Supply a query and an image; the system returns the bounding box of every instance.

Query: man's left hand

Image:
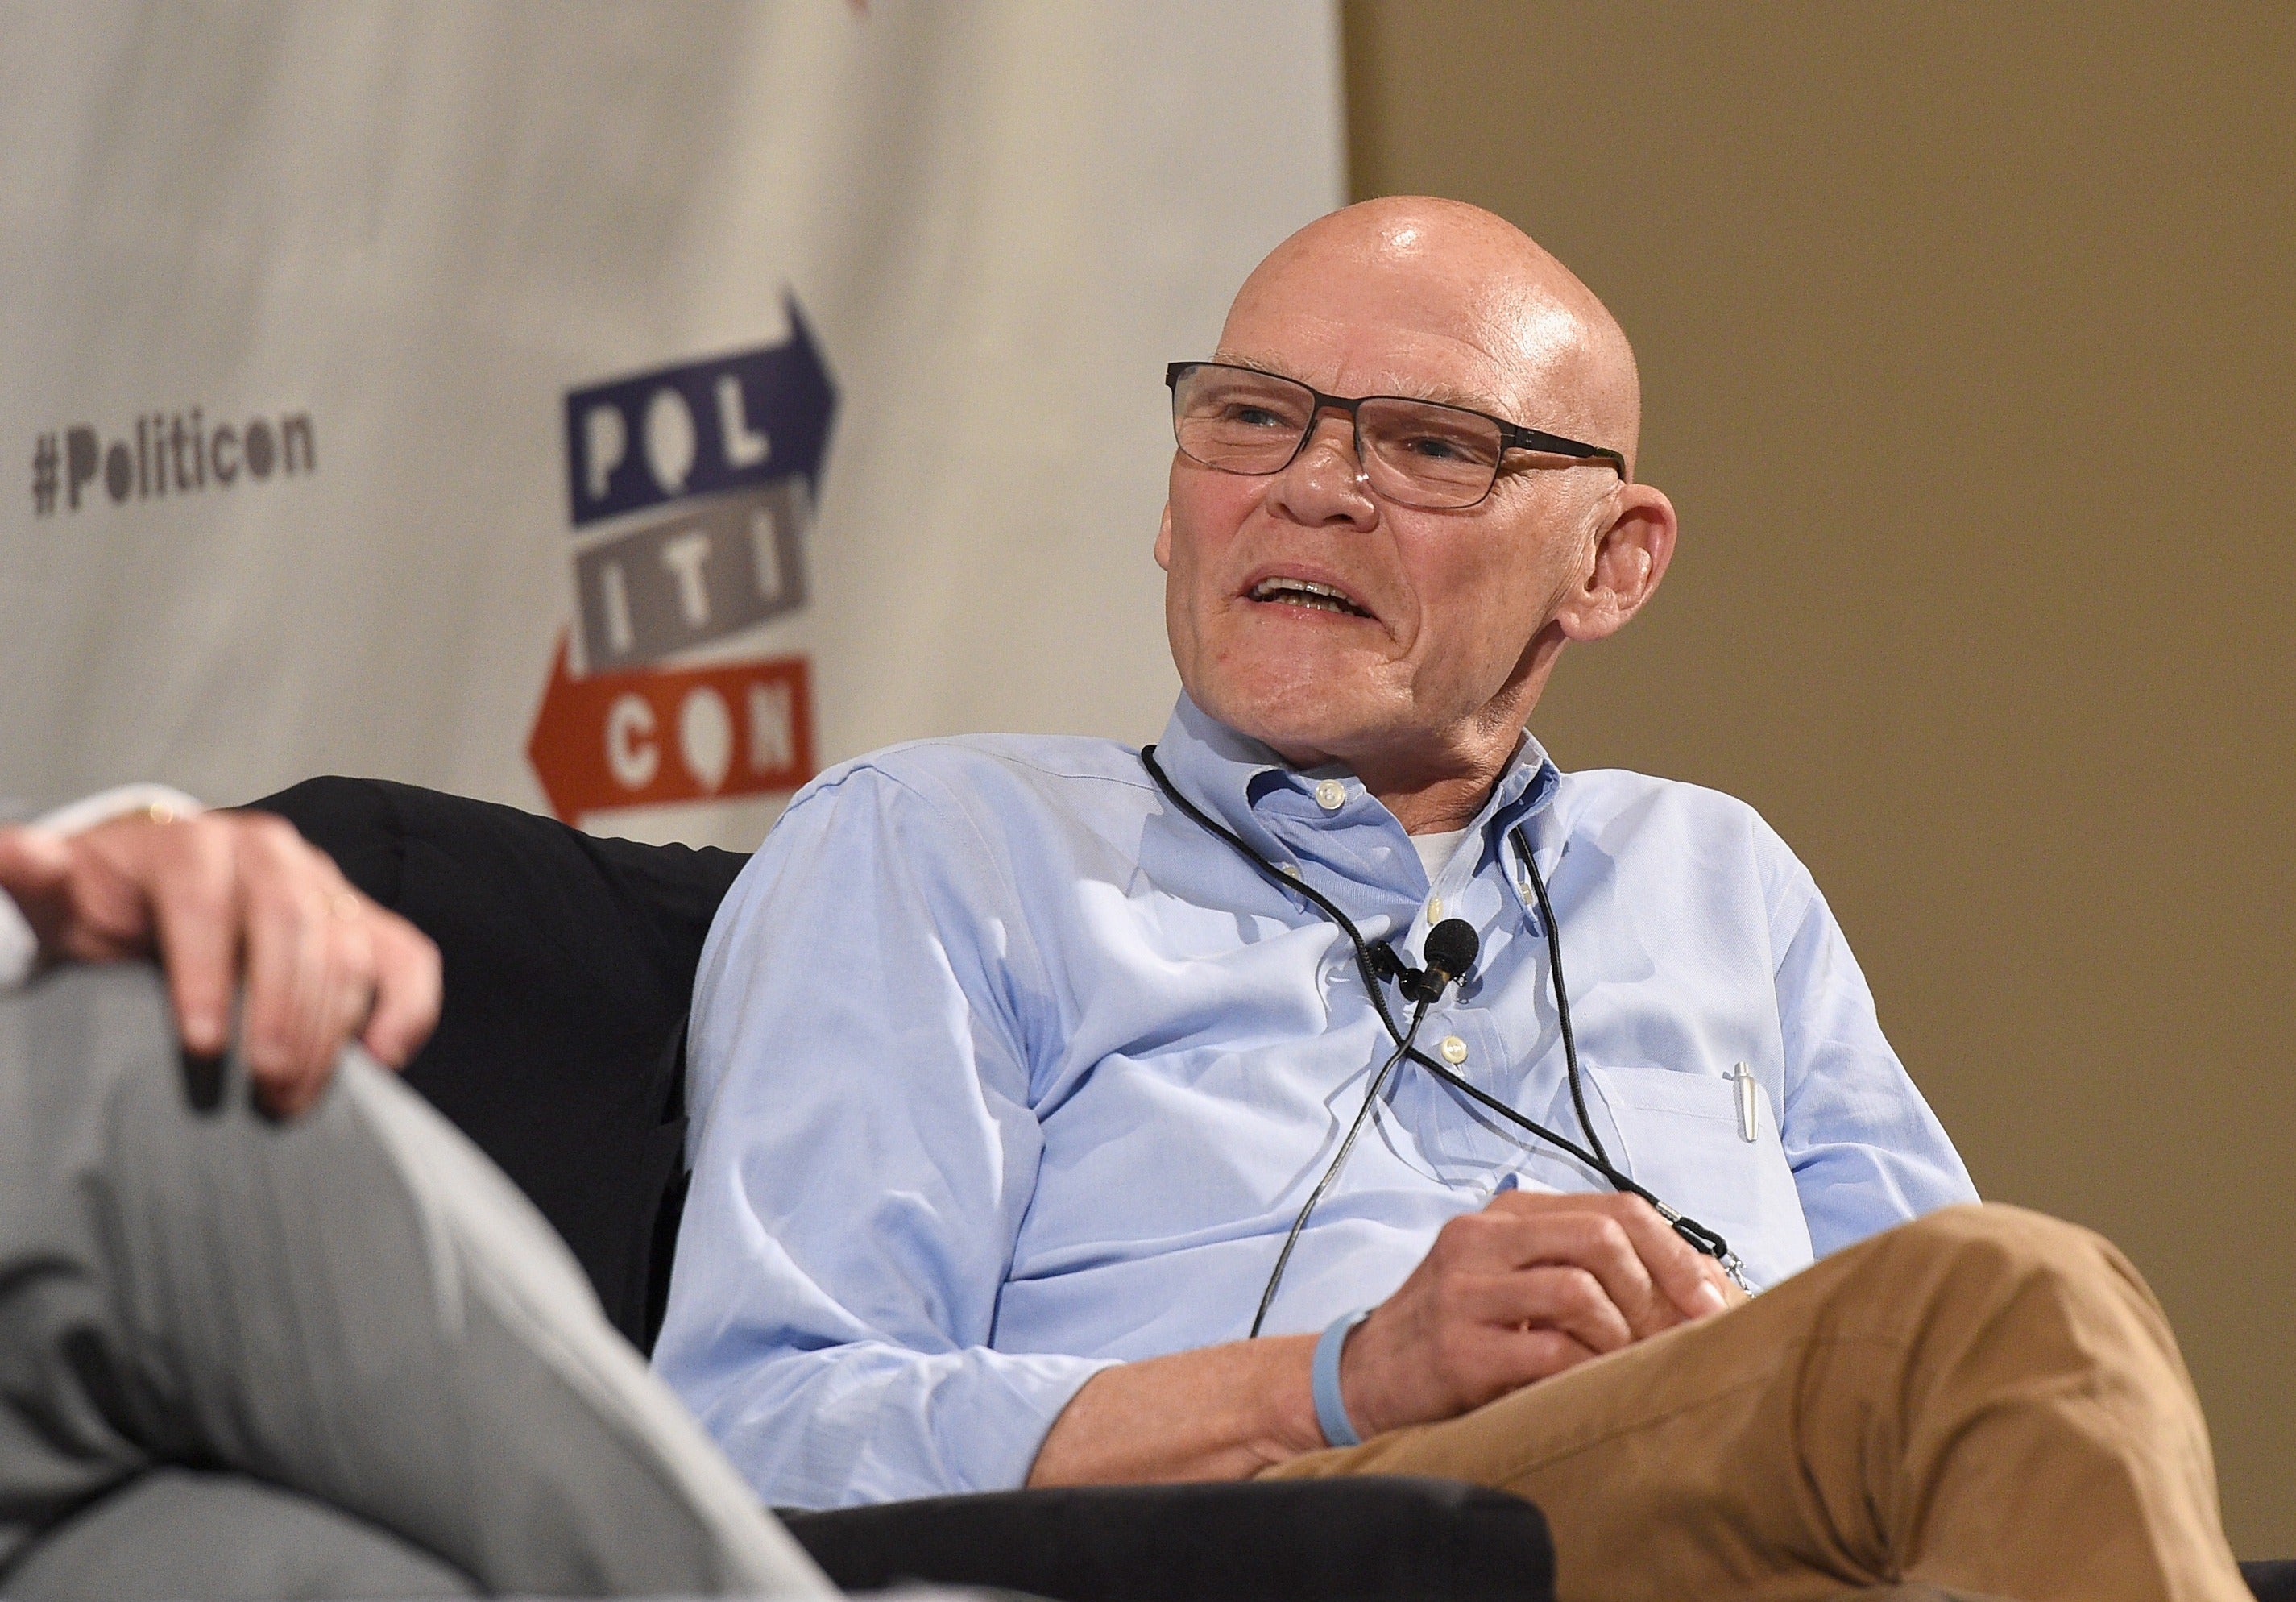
[0,808,441,1116]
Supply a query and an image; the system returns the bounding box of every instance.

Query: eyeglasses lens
[1357,400,1502,507]
[1171,367,1315,472]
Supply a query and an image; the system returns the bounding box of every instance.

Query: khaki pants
[1266,1204,2248,1602]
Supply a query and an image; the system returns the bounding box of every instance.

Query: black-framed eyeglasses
[1165,360,1627,510]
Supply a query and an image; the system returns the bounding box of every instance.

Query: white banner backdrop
[0,0,1343,845]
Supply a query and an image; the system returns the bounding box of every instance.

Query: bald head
[1221,197,1643,475]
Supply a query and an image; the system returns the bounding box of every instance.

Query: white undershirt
[1410,825,1471,884]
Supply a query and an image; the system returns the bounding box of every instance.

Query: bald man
[656,200,2247,1601]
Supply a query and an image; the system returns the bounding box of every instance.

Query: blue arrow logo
[563,296,837,528]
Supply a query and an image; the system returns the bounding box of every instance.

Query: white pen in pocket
[1728,1062,1759,1143]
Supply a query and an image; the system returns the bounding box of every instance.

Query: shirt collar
[1146,693,1561,863]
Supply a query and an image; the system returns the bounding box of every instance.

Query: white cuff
[0,890,32,991]
[35,783,205,838]
[0,784,206,991]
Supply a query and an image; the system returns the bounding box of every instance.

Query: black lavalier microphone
[1137,744,1750,1331]
[1403,918,1480,1006]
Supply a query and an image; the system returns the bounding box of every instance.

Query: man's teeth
[1250,578,1367,616]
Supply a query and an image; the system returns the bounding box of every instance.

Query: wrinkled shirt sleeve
[1766,849,1979,1256]
[653,762,1117,1509]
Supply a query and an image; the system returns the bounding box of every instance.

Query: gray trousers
[0,962,836,1600]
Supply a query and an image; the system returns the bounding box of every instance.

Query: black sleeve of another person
[243,776,749,1352]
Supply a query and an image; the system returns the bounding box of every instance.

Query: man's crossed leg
[1272,1204,2246,1602]
[0,961,832,1600]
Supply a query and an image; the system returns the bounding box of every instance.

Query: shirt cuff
[0,890,32,992]
[0,784,206,991]
[35,783,205,838]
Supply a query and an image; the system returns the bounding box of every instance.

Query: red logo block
[527,636,815,824]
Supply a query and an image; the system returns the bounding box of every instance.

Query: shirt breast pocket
[1586,1065,1814,1291]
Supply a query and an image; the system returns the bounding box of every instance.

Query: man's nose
[1273,413,1376,525]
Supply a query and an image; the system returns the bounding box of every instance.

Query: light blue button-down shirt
[657,696,1975,1509]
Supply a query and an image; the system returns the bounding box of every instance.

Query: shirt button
[1439,1035,1469,1065]
[1427,894,1444,922]
[1277,862,1302,879]
[1314,778,1347,811]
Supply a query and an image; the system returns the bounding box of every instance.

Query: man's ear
[1555,484,1677,642]
[1154,502,1174,572]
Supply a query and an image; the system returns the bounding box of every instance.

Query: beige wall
[1344,0,2294,1554]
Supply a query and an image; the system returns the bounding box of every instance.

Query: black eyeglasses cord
[1138,745,1745,1334]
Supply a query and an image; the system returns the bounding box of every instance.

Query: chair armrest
[777,1475,1554,1602]
[2243,1560,2296,1602]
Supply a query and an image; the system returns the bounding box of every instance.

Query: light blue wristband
[1312,1308,1373,1447]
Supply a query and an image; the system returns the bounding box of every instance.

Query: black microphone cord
[1509,822,1606,1173]
[1138,745,1744,1291]
[1250,997,1431,1338]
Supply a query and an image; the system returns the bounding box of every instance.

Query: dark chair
[246,775,2290,1602]
[248,775,1555,1602]
[252,774,738,1350]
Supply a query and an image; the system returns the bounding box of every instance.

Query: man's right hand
[1338,1190,1739,1438]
